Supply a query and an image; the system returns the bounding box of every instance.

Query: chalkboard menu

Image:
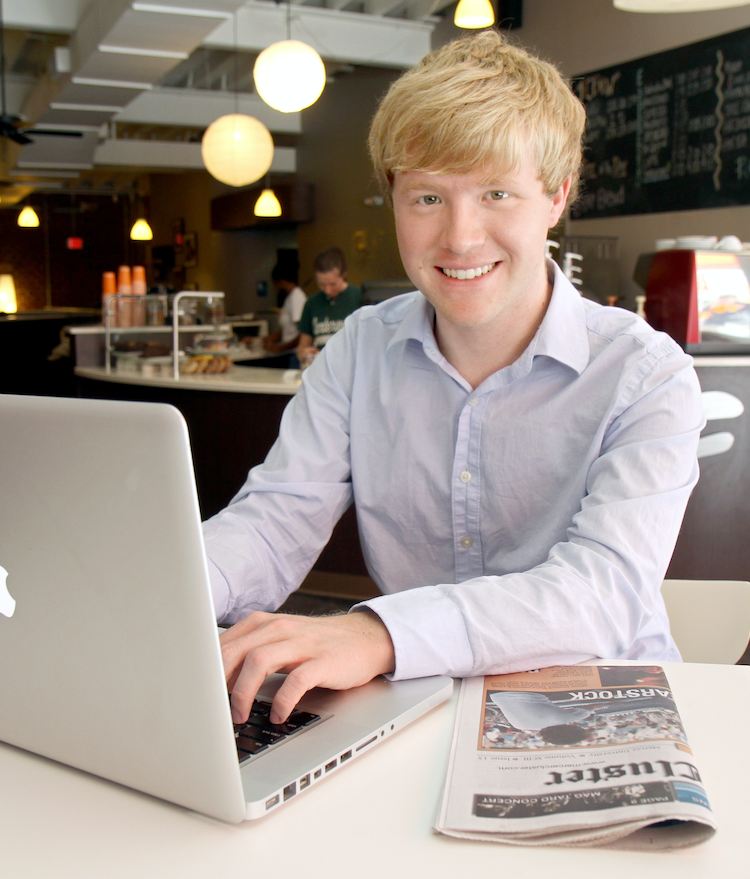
[571,27,750,219]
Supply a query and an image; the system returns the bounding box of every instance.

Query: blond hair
[368,30,585,207]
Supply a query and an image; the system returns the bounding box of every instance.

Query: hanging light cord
[233,10,239,115]
[286,0,292,41]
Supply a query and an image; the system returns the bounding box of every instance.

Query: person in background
[205,31,704,727]
[296,247,362,365]
[262,262,307,369]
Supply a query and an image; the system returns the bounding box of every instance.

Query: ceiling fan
[0,0,81,145]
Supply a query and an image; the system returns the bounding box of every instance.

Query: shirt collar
[325,284,348,304]
[531,259,590,375]
[386,292,435,352]
[387,259,590,376]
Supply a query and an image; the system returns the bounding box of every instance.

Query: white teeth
[441,263,495,280]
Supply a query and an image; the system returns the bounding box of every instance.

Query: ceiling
[0,0,451,205]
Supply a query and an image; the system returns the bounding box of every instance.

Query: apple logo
[0,565,16,618]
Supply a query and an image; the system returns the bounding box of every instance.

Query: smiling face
[392,154,570,353]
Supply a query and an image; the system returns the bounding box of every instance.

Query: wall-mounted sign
[571,27,750,219]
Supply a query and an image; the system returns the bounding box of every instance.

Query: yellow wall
[295,65,405,290]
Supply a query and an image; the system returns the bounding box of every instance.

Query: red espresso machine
[635,247,750,353]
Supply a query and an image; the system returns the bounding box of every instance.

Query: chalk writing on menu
[571,27,750,219]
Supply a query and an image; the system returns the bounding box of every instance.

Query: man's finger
[228,638,312,724]
[268,662,323,723]
[220,612,283,682]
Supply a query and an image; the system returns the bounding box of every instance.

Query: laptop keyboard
[234,699,321,763]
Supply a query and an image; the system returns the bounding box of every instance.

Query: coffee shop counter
[74,364,301,396]
[74,364,370,585]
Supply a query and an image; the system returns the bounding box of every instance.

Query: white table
[1,662,747,878]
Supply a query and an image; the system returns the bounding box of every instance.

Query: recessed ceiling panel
[58,81,144,108]
[15,130,100,169]
[75,51,180,84]
[115,88,301,134]
[105,9,227,55]
[133,0,244,12]
[38,107,119,126]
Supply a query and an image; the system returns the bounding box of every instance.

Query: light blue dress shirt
[203,262,704,680]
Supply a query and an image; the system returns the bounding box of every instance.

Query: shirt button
[468,398,478,406]
[460,536,473,548]
[459,470,472,483]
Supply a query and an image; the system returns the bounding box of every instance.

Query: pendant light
[614,0,750,10]
[130,218,153,240]
[253,0,326,113]
[254,177,282,217]
[0,274,17,313]
[17,205,40,227]
[454,0,495,28]
[202,113,274,186]
[202,11,275,186]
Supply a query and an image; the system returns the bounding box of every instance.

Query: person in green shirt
[296,247,362,365]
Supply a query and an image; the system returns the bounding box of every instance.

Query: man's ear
[548,177,572,229]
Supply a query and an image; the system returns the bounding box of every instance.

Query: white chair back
[661,579,750,664]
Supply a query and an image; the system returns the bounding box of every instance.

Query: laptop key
[237,735,269,754]
[242,727,286,745]
[288,711,320,726]
[270,720,305,735]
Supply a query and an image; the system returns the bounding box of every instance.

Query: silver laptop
[0,394,452,823]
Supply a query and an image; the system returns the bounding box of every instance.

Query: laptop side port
[265,794,280,810]
[340,749,352,763]
[300,774,311,790]
[356,735,378,752]
[325,758,337,773]
[283,782,297,801]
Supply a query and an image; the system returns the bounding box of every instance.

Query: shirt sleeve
[202,323,357,624]
[355,347,704,680]
[290,289,306,324]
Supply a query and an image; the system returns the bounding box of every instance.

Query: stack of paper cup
[102,272,116,325]
[132,266,146,326]
[117,265,132,327]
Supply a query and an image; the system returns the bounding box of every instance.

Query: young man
[205,31,704,726]
[296,247,363,364]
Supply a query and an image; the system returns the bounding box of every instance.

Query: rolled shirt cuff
[207,557,231,622]
[351,587,474,680]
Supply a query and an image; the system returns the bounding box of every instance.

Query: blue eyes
[416,191,508,205]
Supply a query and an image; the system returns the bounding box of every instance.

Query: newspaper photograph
[436,666,716,850]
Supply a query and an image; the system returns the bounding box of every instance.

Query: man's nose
[440,203,485,254]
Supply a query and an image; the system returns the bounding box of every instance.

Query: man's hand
[220,610,396,725]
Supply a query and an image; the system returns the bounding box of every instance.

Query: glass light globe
[201,114,274,187]
[454,0,495,28]
[253,40,326,113]
[254,188,282,217]
[130,219,153,240]
[17,206,40,227]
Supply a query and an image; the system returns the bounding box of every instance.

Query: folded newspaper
[436,666,716,850]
